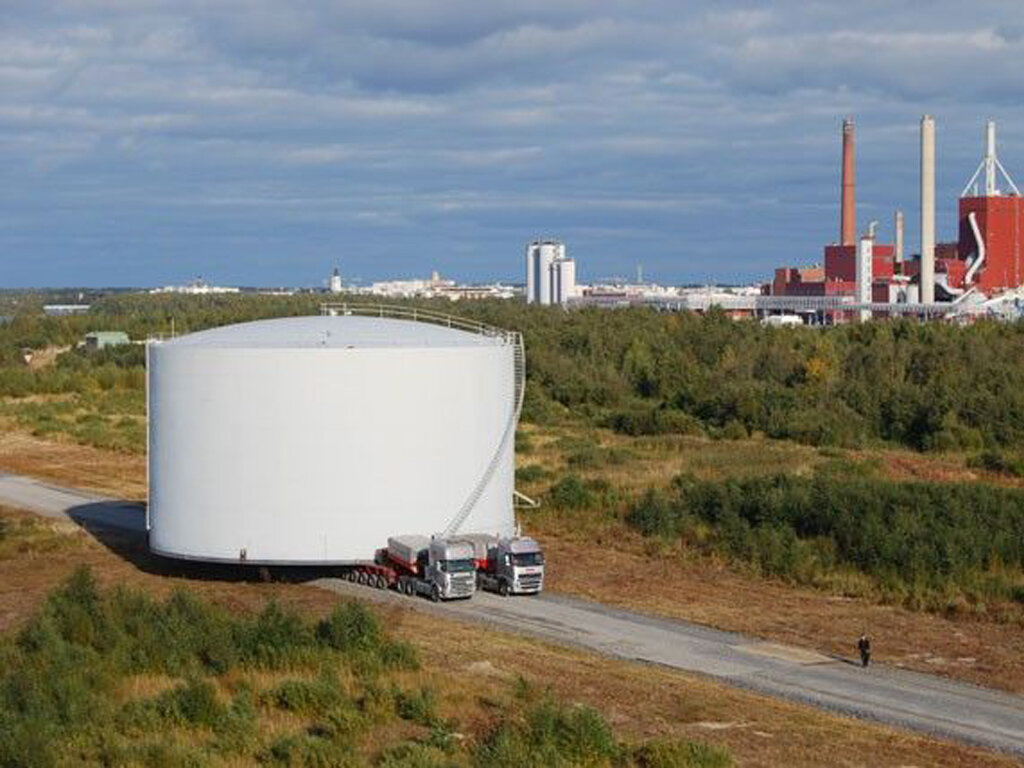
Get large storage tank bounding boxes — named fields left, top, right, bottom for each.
left=147, top=308, right=522, bottom=564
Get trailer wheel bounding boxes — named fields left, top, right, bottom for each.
left=357, top=571, right=367, bottom=586
left=498, top=580, right=510, bottom=597
left=346, top=570, right=356, bottom=583
left=430, top=584, right=441, bottom=603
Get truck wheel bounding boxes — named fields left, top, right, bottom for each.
left=431, top=585, right=441, bottom=603
left=376, top=574, right=387, bottom=590
left=499, top=580, right=510, bottom=597
left=405, top=580, right=415, bottom=596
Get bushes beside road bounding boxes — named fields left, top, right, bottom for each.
left=627, top=470, right=1024, bottom=611
left=0, top=567, right=730, bottom=767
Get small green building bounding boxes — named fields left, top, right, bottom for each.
left=84, top=331, right=130, bottom=350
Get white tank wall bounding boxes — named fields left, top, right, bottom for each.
left=149, top=331, right=515, bottom=564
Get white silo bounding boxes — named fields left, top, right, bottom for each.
left=525, top=239, right=566, bottom=304
left=147, top=308, right=523, bottom=564
left=552, top=258, right=576, bottom=306
left=525, top=242, right=538, bottom=304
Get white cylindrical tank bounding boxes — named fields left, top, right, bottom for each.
left=536, top=242, right=559, bottom=305
left=147, top=314, right=518, bottom=564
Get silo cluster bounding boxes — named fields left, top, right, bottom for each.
left=525, top=240, right=576, bottom=305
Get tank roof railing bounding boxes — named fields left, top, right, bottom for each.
left=320, top=302, right=520, bottom=344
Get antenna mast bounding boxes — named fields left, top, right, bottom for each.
left=962, top=120, right=1020, bottom=197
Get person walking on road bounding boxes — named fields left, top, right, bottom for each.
left=858, top=634, right=872, bottom=668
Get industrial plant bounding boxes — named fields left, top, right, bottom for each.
left=769, top=116, right=1024, bottom=322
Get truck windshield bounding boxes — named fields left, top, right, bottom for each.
left=441, top=559, right=475, bottom=573
left=512, top=552, right=544, bottom=567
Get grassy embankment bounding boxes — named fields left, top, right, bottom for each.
left=0, top=563, right=730, bottom=767
left=0, top=507, right=1014, bottom=768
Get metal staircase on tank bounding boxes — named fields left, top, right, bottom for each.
left=319, top=303, right=526, bottom=537
left=442, top=331, right=524, bottom=537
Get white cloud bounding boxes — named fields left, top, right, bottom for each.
left=4, top=1, right=1024, bottom=286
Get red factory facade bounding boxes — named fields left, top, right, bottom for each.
left=958, top=195, right=1024, bottom=295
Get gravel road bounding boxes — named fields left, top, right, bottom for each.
left=3, top=470, right=1024, bottom=755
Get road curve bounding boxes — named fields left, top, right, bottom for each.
left=2, top=470, right=1024, bottom=755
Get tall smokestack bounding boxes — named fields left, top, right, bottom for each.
left=986, top=120, right=997, bottom=196
left=894, top=210, right=904, bottom=265
left=920, top=115, right=935, bottom=305
left=841, top=118, right=856, bottom=246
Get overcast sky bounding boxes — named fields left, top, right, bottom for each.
left=3, top=1, right=1024, bottom=288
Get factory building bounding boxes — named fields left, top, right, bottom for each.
left=525, top=240, right=576, bottom=306
left=84, top=331, right=130, bottom=350
left=957, top=121, right=1024, bottom=296
left=772, top=119, right=898, bottom=309
left=770, top=117, right=1024, bottom=320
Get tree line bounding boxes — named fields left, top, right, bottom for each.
left=3, top=292, right=1024, bottom=453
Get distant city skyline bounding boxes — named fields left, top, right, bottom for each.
left=4, top=3, right=1024, bottom=288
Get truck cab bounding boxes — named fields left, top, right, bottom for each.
left=426, top=538, right=476, bottom=600
left=460, top=534, right=545, bottom=596
left=385, top=535, right=476, bottom=601
left=490, top=536, right=545, bottom=595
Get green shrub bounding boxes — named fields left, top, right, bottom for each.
left=721, top=419, right=748, bottom=440
left=377, top=742, right=453, bottom=768
left=627, top=489, right=681, bottom=538
left=515, top=430, right=535, bottom=453
left=316, top=601, right=381, bottom=654
left=153, top=678, right=226, bottom=728
left=968, top=450, right=1024, bottom=478
left=264, top=676, right=344, bottom=716
left=261, top=731, right=356, bottom=767
left=394, top=686, right=438, bottom=727
left=313, top=699, right=368, bottom=745
left=236, top=600, right=315, bottom=669
left=633, top=739, right=734, bottom=768
left=475, top=698, right=620, bottom=766
left=567, top=444, right=603, bottom=469
left=378, top=640, right=420, bottom=671
left=547, top=475, right=593, bottom=510
left=515, top=465, right=550, bottom=484
left=606, top=406, right=703, bottom=437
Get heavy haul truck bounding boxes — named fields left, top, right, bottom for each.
left=342, top=535, right=476, bottom=601
left=342, top=534, right=544, bottom=600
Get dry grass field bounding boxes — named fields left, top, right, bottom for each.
left=4, top=422, right=1024, bottom=698
left=0, top=505, right=1017, bottom=767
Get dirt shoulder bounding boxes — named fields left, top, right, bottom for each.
left=535, top=522, right=1024, bottom=695
left=0, top=428, right=145, bottom=501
